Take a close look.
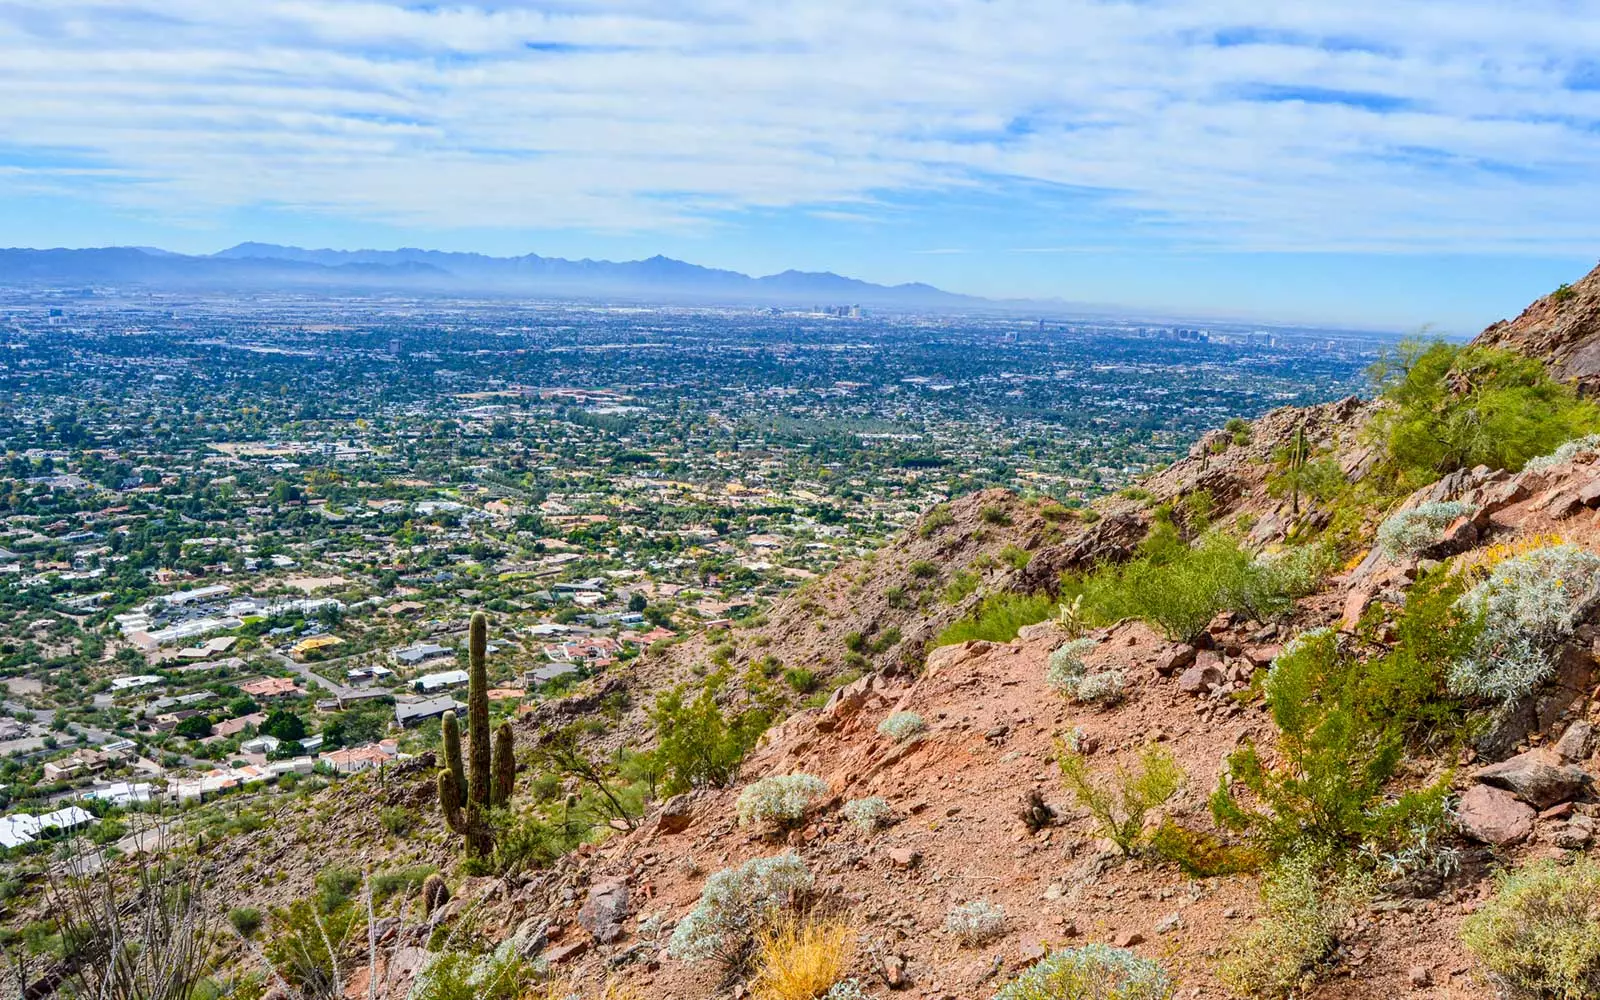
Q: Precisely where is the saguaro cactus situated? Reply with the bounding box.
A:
[438,611,515,858]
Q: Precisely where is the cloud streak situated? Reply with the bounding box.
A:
[2,1,1600,252]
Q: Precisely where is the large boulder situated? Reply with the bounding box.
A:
[1474,750,1592,809]
[1457,784,1535,846]
[577,879,630,944]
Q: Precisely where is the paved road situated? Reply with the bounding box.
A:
[266,651,365,700]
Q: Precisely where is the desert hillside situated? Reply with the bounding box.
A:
[22,269,1600,1000]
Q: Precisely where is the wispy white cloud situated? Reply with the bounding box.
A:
[2,1,1600,251]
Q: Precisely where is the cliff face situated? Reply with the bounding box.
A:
[1473,261,1600,391]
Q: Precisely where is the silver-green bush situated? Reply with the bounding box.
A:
[1045,638,1123,705]
[992,944,1173,1000]
[877,711,927,742]
[736,773,830,829]
[842,795,894,833]
[1376,501,1475,558]
[1451,543,1600,703]
[666,852,813,968]
[945,900,1007,946]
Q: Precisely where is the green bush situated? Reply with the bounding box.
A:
[1367,339,1600,485]
[1058,744,1181,856]
[933,592,1056,647]
[227,906,262,938]
[314,865,362,914]
[1068,531,1324,642]
[370,864,437,905]
[1461,857,1600,1000]
[877,711,927,742]
[1209,627,1451,855]
[650,672,770,793]
[1219,849,1372,999]
[263,900,364,999]
[409,949,533,1000]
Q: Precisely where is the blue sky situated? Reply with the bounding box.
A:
[3,1,1600,333]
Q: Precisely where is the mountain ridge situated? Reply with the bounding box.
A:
[0,242,985,308]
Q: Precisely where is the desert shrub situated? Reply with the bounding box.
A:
[667,853,814,970]
[1460,857,1600,1000]
[783,667,818,693]
[263,899,364,1000]
[1525,432,1600,471]
[823,982,871,1000]
[944,570,981,604]
[981,506,1012,526]
[750,915,854,1000]
[409,948,534,1000]
[1552,281,1577,303]
[933,592,1056,646]
[908,560,940,580]
[1058,744,1182,856]
[919,504,954,538]
[1211,627,1451,855]
[842,796,894,833]
[651,672,770,793]
[1375,501,1475,558]
[370,864,435,905]
[314,865,362,914]
[999,544,1031,570]
[1219,850,1372,1000]
[944,900,1006,946]
[876,711,926,742]
[1045,638,1124,706]
[993,943,1173,1000]
[1367,339,1600,484]
[1451,543,1600,704]
[378,805,417,836]
[1341,569,1477,748]
[227,906,262,938]
[736,774,830,830]
[1147,822,1263,877]
[1069,532,1311,642]
[1225,416,1252,445]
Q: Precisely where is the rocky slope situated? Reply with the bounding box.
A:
[1473,259,1600,392]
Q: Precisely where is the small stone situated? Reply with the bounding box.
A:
[655,794,694,834]
[1155,912,1181,935]
[1112,931,1144,948]
[1555,720,1594,763]
[1408,966,1433,988]
[887,847,922,870]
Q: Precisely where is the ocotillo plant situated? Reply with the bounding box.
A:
[438,612,516,858]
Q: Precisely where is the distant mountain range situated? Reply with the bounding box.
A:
[0,243,984,309]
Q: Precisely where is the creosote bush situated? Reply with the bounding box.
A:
[1460,857,1600,1000]
[992,944,1173,1000]
[1367,339,1600,485]
[1065,524,1329,642]
[842,796,894,833]
[1058,744,1181,856]
[876,711,927,743]
[1451,542,1600,704]
[944,900,1006,946]
[737,774,830,830]
[934,592,1057,647]
[667,853,814,971]
[1375,501,1475,559]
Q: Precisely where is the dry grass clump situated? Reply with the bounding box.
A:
[750,915,856,1000]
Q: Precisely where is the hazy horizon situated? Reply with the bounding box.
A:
[4,2,1600,333]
